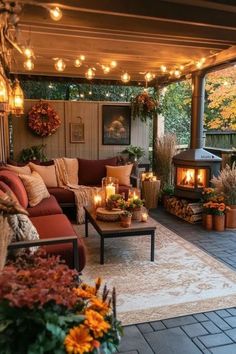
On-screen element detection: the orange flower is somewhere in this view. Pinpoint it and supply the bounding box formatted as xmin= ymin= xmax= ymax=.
xmin=64 ymin=325 xmax=93 ymax=354
xmin=88 ymin=297 xmax=110 ymax=316
xmin=218 ymin=205 xmax=225 ymax=212
xmin=85 ymin=309 xmax=110 ymax=338
xmin=73 ymin=288 xmax=93 ymax=299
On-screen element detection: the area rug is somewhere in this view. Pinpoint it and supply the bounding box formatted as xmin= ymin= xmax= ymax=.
xmin=76 ymin=222 xmax=236 ymax=325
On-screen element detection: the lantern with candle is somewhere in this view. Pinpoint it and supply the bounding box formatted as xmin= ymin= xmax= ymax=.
xmin=93 ymin=193 xmax=102 ymax=210
xmin=102 ymin=177 xmax=119 ymax=202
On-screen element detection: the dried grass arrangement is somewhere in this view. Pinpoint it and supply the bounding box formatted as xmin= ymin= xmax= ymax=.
xmin=211 ymin=162 xmax=236 ymax=205
xmin=154 ymin=133 xmax=177 ymax=187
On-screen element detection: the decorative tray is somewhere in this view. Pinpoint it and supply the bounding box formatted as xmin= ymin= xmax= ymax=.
xmin=96 ymin=207 xmax=122 ymax=222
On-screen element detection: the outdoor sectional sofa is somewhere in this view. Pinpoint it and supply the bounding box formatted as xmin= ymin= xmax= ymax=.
xmin=0 ymin=156 xmax=132 ymax=270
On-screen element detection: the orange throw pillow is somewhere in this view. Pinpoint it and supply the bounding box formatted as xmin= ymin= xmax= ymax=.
xmin=19 ymin=171 xmax=50 ymax=207
xmin=29 ymin=162 xmax=58 ymax=187
xmin=106 ymin=164 xmax=133 ymax=186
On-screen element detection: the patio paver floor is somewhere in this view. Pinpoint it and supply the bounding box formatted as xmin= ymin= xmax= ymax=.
xmin=116 ymin=207 xmax=236 ymax=354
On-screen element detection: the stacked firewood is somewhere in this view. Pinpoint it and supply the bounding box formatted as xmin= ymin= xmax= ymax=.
xmin=166 ymin=197 xmax=203 ymax=223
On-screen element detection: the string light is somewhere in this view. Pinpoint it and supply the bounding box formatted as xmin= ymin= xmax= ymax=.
xmin=85 ymin=68 xmax=95 ymax=80
xmin=80 ymin=55 xmax=86 ymax=61
xmin=105 ymin=92 xmax=110 ymax=97
xmin=74 ymin=59 xmax=82 ymax=68
xmin=110 ymin=60 xmax=117 ymax=68
xmin=23 ymin=58 xmax=34 ymax=71
xmin=174 ymin=69 xmax=181 ymax=78
xmin=88 ymin=91 xmax=92 ymax=95
xmin=144 ymin=72 xmax=155 ymax=82
xmin=23 ymin=48 xmax=34 ymax=58
xmin=180 ymin=65 xmax=184 ymax=70
xmin=121 ymin=72 xmax=130 ymax=83
xmin=102 ymin=65 xmax=110 ymax=74
xmin=80 ymin=93 xmax=84 ymax=98
xmin=160 ymin=65 xmax=167 ymax=73
xmin=55 ymin=58 xmax=66 ymax=72
xmin=50 ymin=7 xmax=62 ymax=21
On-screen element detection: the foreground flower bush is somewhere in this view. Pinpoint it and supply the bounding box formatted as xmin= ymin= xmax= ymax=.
xmin=0 ymin=250 xmax=122 ymax=354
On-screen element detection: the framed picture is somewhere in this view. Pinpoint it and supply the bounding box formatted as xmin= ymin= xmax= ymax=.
xmin=70 ymin=117 xmax=85 ymax=143
xmin=102 ymin=104 xmax=131 ymax=145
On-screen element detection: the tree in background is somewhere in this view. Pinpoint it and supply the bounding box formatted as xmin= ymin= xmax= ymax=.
xmin=159 ymin=81 xmax=191 ymax=145
xmin=205 ymin=67 xmax=236 ymax=130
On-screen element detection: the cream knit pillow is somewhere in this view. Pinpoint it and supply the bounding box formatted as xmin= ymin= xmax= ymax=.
xmin=19 ymin=171 xmax=50 ymax=207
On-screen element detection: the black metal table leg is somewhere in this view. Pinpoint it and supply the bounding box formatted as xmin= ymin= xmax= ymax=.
xmin=151 ymin=231 xmax=155 ymax=261
xmin=100 ymin=236 xmax=104 ymax=264
xmin=85 ymin=211 xmax=88 ymax=237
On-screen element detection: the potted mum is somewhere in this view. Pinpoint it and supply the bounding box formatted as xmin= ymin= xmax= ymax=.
xmin=120 ymin=210 xmax=132 ymax=228
xmin=212 ymin=202 xmax=229 ymax=232
xmin=211 ymin=163 xmax=236 ymax=229
xmin=0 ymin=250 xmax=122 ymax=354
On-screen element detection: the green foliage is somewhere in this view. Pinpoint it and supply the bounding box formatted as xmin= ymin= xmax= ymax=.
xmin=161 ymin=183 xmax=175 ymax=196
xmin=160 ymin=81 xmax=192 ymax=145
xmin=121 ymin=145 xmax=145 ymax=161
xmin=19 ymin=144 xmax=47 ymax=162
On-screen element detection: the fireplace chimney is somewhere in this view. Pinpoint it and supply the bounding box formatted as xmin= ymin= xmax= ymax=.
xmin=191 ymin=71 xmax=205 ymax=149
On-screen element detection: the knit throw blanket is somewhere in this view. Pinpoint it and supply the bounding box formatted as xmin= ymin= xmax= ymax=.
xmin=54 ymin=158 xmax=99 ymax=224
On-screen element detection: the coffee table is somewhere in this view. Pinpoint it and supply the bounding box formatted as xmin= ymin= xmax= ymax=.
xmin=84 ymin=207 xmax=157 ymax=264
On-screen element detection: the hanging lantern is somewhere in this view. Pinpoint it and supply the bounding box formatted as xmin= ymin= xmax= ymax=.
xmin=24 ymin=58 xmax=34 ymax=71
xmin=74 ymin=59 xmax=82 ymax=68
xmin=50 ymin=7 xmax=62 ymax=21
xmin=85 ymin=68 xmax=95 ymax=80
xmin=55 ymin=58 xmax=66 ymax=72
xmin=121 ymin=72 xmax=130 ymax=83
xmin=12 ymin=79 xmax=24 ymax=116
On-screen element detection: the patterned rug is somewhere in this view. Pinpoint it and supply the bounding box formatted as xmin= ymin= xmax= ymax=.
xmin=76 ymin=222 xmax=236 ymax=325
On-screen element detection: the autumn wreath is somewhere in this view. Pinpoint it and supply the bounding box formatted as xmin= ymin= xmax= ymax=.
xmin=28 ymin=101 xmax=61 ymax=137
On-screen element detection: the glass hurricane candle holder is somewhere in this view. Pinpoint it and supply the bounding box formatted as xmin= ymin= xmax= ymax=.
xmin=102 ymin=177 xmax=119 ymax=202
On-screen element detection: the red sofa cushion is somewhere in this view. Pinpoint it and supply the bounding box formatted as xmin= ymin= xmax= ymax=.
xmin=27 ymin=195 xmax=63 ymax=217
xmin=30 ymin=214 xmax=86 ymax=271
xmin=48 ymin=187 xmax=75 ymax=204
xmin=0 ymin=170 xmax=28 ymax=208
xmin=78 ymin=157 xmax=117 ymax=186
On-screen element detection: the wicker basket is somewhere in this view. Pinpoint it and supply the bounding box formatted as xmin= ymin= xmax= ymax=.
xmin=96 ymin=207 xmax=122 ymax=222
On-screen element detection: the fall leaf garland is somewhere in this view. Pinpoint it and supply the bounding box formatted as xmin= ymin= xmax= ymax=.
xmin=28 ymin=101 xmax=61 ymax=137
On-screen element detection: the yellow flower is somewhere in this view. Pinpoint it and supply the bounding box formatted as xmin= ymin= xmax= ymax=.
xmin=88 ymin=297 xmax=110 ymax=316
xmin=64 ymin=325 xmax=93 ymax=354
xmin=85 ymin=309 xmax=110 ymax=338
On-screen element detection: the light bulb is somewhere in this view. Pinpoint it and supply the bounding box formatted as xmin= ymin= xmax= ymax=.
xmin=121 ymin=72 xmax=130 ymax=83
xmin=174 ymin=69 xmax=181 ymax=78
xmin=24 ymin=58 xmax=34 ymax=71
xmin=160 ymin=65 xmax=167 ymax=73
xmin=74 ymin=59 xmax=82 ymax=68
xmin=55 ymin=59 xmax=66 ymax=72
xmin=105 ymin=92 xmax=110 ymax=97
xmin=80 ymin=55 xmax=85 ymax=61
xmin=102 ymin=66 xmax=110 ymax=74
xmin=180 ymin=65 xmax=184 ymax=70
xmin=80 ymin=93 xmax=84 ymax=98
xmin=24 ymin=48 xmax=34 ymax=58
xmin=196 ymin=61 xmax=202 ymax=69
xmin=144 ymin=72 xmax=154 ymax=82
xmin=89 ymin=90 xmax=92 ymax=95
xmin=85 ymin=68 xmax=95 ymax=80
xmin=110 ymin=60 xmax=117 ymax=68
xmin=50 ymin=7 xmax=62 ymax=21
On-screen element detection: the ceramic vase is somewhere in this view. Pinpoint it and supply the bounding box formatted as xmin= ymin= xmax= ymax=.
xmin=226 ymin=205 xmax=236 ymax=229
xmin=213 ymin=214 xmax=225 ymax=232
xmin=120 ymin=214 xmax=132 ymax=228
xmin=205 ymin=214 xmax=213 ymax=231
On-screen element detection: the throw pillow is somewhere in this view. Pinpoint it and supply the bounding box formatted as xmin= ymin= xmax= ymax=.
xmin=0 ymin=170 xmax=29 ymax=209
xmin=29 ymin=162 xmax=58 ymax=187
xmin=19 ymin=171 xmax=50 ymax=207
xmin=78 ymin=157 xmax=117 ymax=185
xmin=6 ymin=164 xmax=31 ymax=175
xmin=63 ymin=158 xmax=79 ymax=185
xmin=106 ymin=164 xmax=133 ymax=186
xmin=8 ymin=213 xmax=40 ymax=254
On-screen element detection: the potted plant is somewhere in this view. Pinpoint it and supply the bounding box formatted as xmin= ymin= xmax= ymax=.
xmin=201 ymin=187 xmax=216 ymax=228
xmin=120 ymin=210 xmax=132 ymax=228
xmin=212 ymin=202 xmax=229 ymax=232
xmin=211 ymin=163 xmax=236 ymax=228
xmin=0 ymin=250 xmax=122 ymax=353
xmin=127 ymin=197 xmax=144 ymax=220
xmin=106 ymin=194 xmax=123 ymax=210
xmin=121 ymin=145 xmax=145 ymax=163
xmin=161 ymin=183 xmax=175 ymax=209
xmin=202 ymin=201 xmax=214 ymax=231
xmin=131 ymin=92 xmax=158 ymax=122
xmin=19 ymin=144 xmax=47 ymax=163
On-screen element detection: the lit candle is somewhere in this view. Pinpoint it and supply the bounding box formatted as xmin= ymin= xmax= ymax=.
xmin=141 ymin=212 xmax=148 ymax=222
xmin=106 ymin=184 xmax=116 ymax=201
xmin=133 ymin=191 xmax=138 ymax=200
xmin=94 ymin=195 xmax=102 ymax=209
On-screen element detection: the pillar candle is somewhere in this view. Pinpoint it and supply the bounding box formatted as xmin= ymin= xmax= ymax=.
xmin=141 ymin=212 xmax=148 ymax=222
xmin=106 ymin=184 xmax=116 ymax=201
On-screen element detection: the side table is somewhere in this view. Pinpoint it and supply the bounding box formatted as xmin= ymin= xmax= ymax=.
xmin=142 ymin=180 xmax=160 ymax=209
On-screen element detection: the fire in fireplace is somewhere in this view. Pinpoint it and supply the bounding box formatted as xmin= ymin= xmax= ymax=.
xmin=173 ymin=72 xmax=221 ymax=200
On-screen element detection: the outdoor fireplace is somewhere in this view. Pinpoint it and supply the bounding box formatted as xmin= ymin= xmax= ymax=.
xmin=173 ymin=72 xmax=221 ymax=199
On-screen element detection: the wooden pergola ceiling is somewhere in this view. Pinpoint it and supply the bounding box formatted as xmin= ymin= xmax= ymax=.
xmin=12 ymin=0 xmax=236 ymax=83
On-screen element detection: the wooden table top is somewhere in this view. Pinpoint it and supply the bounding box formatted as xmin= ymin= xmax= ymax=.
xmin=85 ymin=207 xmax=157 ymax=235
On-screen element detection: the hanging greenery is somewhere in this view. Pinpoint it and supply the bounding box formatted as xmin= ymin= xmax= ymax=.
xmin=131 ymin=91 xmax=158 ymax=122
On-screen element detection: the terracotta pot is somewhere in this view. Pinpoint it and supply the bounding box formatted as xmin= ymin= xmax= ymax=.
xmin=202 ymin=213 xmax=206 ymax=228
xmin=132 ymin=208 xmax=141 ymax=221
xmin=162 ymin=195 xmax=170 ymax=209
xmin=226 ymin=205 xmax=236 ymax=229
xmin=213 ymin=214 xmax=225 ymax=232
xmin=205 ymin=214 xmax=213 ymax=231
xmin=120 ymin=215 xmax=132 ymax=228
